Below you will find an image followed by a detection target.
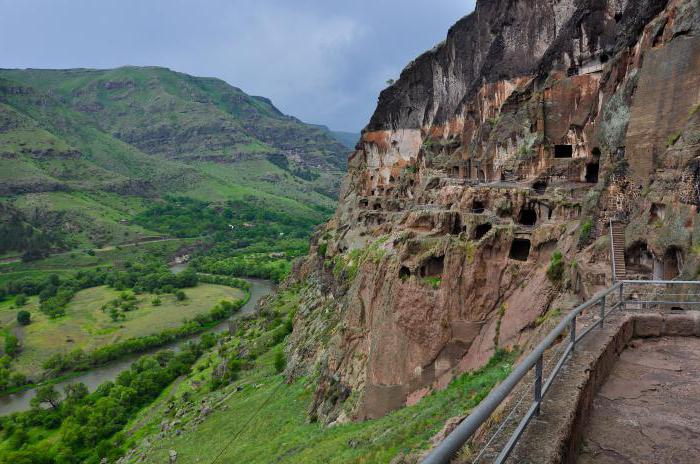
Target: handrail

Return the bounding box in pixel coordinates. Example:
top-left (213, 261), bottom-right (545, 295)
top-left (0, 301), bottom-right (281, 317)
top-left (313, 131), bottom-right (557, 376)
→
top-left (609, 218), bottom-right (617, 282)
top-left (420, 281), bottom-right (623, 464)
top-left (421, 278), bottom-right (700, 464)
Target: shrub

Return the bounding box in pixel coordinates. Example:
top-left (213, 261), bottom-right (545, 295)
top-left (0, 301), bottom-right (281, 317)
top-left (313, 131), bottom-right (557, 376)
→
top-left (318, 243), bottom-right (328, 258)
top-left (547, 251), bottom-right (566, 283)
top-left (273, 350), bottom-right (286, 373)
top-left (14, 294), bottom-right (27, 306)
top-left (175, 290), bottom-right (186, 301)
top-left (151, 296), bottom-right (162, 306)
top-left (577, 218), bottom-right (593, 248)
top-left (16, 310), bottom-right (31, 325)
top-left (4, 334), bottom-right (20, 357)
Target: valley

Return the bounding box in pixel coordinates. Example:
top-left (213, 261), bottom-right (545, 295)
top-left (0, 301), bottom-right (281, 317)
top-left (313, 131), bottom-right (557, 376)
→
top-left (1, 0), bottom-right (699, 462)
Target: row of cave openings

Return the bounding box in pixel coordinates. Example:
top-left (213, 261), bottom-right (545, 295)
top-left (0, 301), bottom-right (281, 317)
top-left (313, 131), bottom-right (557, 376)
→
top-left (399, 255), bottom-right (445, 280)
top-left (398, 237), bottom-right (532, 282)
top-left (470, 199), bottom-right (544, 226)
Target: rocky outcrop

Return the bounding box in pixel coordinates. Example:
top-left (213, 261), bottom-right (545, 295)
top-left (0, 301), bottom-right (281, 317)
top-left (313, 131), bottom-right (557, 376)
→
top-left (283, 0), bottom-right (700, 423)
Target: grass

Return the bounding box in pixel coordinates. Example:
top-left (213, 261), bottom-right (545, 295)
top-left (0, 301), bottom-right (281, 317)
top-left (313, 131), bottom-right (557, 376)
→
top-left (128, 349), bottom-right (516, 464)
top-left (0, 238), bottom-right (192, 277)
top-left (0, 283), bottom-right (244, 378)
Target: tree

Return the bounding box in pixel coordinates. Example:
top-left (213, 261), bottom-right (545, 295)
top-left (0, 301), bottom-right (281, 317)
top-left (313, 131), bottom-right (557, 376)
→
top-left (4, 334), bottom-right (19, 357)
top-left (64, 382), bottom-right (89, 403)
top-left (31, 384), bottom-right (61, 410)
top-left (175, 290), bottom-right (186, 301)
top-left (14, 294), bottom-right (27, 306)
top-left (16, 310), bottom-right (31, 325)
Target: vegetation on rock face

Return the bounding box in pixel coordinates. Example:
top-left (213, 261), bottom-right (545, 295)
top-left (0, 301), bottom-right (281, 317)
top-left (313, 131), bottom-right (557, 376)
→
top-left (546, 251), bottom-right (566, 284)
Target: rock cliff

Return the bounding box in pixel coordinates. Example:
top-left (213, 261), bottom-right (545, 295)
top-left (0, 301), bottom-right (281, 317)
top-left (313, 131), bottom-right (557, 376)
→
top-left (284, 0), bottom-right (700, 424)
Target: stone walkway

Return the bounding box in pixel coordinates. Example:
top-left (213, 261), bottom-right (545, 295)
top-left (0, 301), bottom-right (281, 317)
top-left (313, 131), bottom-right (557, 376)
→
top-left (577, 336), bottom-right (700, 463)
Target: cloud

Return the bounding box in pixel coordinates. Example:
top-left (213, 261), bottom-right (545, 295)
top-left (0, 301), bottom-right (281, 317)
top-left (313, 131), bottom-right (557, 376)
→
top-left (0, 0), bottom-right (474, 131)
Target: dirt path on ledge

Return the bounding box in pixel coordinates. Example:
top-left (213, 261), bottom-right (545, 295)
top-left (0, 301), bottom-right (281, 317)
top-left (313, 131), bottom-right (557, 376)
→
top-left (577, 336), bottom-right (700, 463)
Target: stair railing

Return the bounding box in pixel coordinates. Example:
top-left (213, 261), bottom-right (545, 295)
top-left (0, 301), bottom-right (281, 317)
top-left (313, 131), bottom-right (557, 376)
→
top-left (421, 279), bottom-right (700, 464)
top-left (609, 218), bottom-right (617, 282)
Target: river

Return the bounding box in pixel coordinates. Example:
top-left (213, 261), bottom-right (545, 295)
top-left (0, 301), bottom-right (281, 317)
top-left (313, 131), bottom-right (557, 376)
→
top-left (0, 277), bottom-right (274, 415)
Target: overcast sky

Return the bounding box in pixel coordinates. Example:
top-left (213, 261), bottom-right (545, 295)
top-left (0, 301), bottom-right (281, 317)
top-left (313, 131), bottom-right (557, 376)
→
top-left (0, 0), bottom-right (474, 132)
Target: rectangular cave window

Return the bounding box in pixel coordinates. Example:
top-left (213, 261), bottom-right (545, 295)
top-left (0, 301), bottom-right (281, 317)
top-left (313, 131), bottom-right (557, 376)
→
top-left (554, 144), bottom-right (573, 158)
top-left (509, 239), bottom-right (531, 261)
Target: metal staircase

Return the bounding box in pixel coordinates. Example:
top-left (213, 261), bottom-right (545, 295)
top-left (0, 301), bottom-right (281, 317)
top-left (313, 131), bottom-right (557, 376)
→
top-left (609, 219), bottom-right (626, 281)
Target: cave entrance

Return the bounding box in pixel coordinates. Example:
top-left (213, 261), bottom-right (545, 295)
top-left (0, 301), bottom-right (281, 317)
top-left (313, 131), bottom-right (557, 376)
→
top-left (451, 214), bottom-right (462, 235)
top-left (554, 144), bottom-right (573, 158)
top-left (626, 241), bottom-right (653, 274)
top-left (585, 162), bottom-right (599, 183)
top-left (478, 169), bottom-right (486, 182)
top-left (419, 256), bottom-right (444, 277)
top-left (471, 200), bottom-right (485, 214)
top-left (399, 266), bottom-right (411, 279)
top-left (663, 247), bottom-right (683, 280)
top-left (474, 223), bottom-right (492, 240)
top-left (533, 180), bottom-right (547, 194)
top-left (518, 208), bottom-right (537, 226)
top-left (509, 239), bottom-right (531, 261)
top-left (373, 202), bottom-right (382, 211)
top-left (649, 203), bottom-right (666, 223)
top-left (359, 198), bottom-right (368, 208)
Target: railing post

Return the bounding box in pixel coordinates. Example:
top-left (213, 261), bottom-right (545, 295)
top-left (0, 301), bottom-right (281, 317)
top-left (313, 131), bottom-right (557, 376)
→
top-left (534, 356), bottom-right (543, 416)
top-left (618, 282), bottom-right (624, 311)
top-left (569, 317), bottom-right (576, 352)
top-left (599, 295), bottom-right (605, 328)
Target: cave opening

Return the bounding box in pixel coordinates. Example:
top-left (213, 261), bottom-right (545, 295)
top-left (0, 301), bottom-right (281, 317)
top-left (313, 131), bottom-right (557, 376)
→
top-left (518, 208), bottom-right (537, 226)
top-left (474, 223), bottom-right (492, 240)
top-left (585, 162), bottom-right (599, 183)
top-left (663, 247), bottom-right (683, 280)
top-left (509, 239), bottom-right (531, 261)
top-left (478, 169), bottom-right (486, 182)
top-left (419, 256), bottom-right (444, 277)
top-left (650, 203), bottom-right (666, 223)
top-left (451, 214), bottom-right (462, 235)
top-left (472, 200), bottom-right (486, 214)
top-left (373, 202), bottom-right (382, 211)
top-left (359, 198), bottom-right (368, 208)
top-left (554, 144), bottom-right (573, 158)
top-left (533, 180), bottom-right (547, 194)
top-left (600, 53), bottom-right (609, 63)
top-left (399, 266), bottom-right (411, 279)
top-left (626, 241), bottom-right (653, 274)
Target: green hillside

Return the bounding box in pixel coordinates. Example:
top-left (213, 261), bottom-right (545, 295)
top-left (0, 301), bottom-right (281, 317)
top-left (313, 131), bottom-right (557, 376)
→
top-left (0, 67), bottom-right (346, 258)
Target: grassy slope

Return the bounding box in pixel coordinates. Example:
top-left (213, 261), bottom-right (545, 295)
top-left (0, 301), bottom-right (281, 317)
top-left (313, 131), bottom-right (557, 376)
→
top-left (0, 239), bottom-right (192, 287)
top-left (0, 67), bottom-right (344, 255)
top-left (0, 283), bottom-right (244, 378)
top-left (121, 287), bottom-right (516, 464)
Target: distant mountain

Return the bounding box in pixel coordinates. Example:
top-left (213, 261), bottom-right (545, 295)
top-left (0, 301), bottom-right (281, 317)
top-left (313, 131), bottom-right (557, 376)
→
top-left (329, 130), bottom-right (360, 149)
top-left (0, 66), bottom-right (346, 253)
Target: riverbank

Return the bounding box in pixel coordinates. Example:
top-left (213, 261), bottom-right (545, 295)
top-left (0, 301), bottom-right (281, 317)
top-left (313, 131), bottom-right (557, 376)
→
top-left (0, 278), bottom-right (274, 415)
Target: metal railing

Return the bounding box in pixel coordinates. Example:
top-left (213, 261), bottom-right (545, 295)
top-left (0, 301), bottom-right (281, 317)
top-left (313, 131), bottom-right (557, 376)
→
top-left (421, 279), bottom-right (700, 464)
top-left (609, 219), bottom-right (617, 281)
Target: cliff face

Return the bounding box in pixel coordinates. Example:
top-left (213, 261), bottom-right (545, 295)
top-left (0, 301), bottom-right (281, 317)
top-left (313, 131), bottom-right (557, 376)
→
top-left (284, 0), bottom-right (700, 423)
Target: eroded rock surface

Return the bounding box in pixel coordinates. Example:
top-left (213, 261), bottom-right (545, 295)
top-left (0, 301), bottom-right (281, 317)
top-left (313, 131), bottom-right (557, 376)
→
top-left (280, 0), bottom-right (700, 423)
